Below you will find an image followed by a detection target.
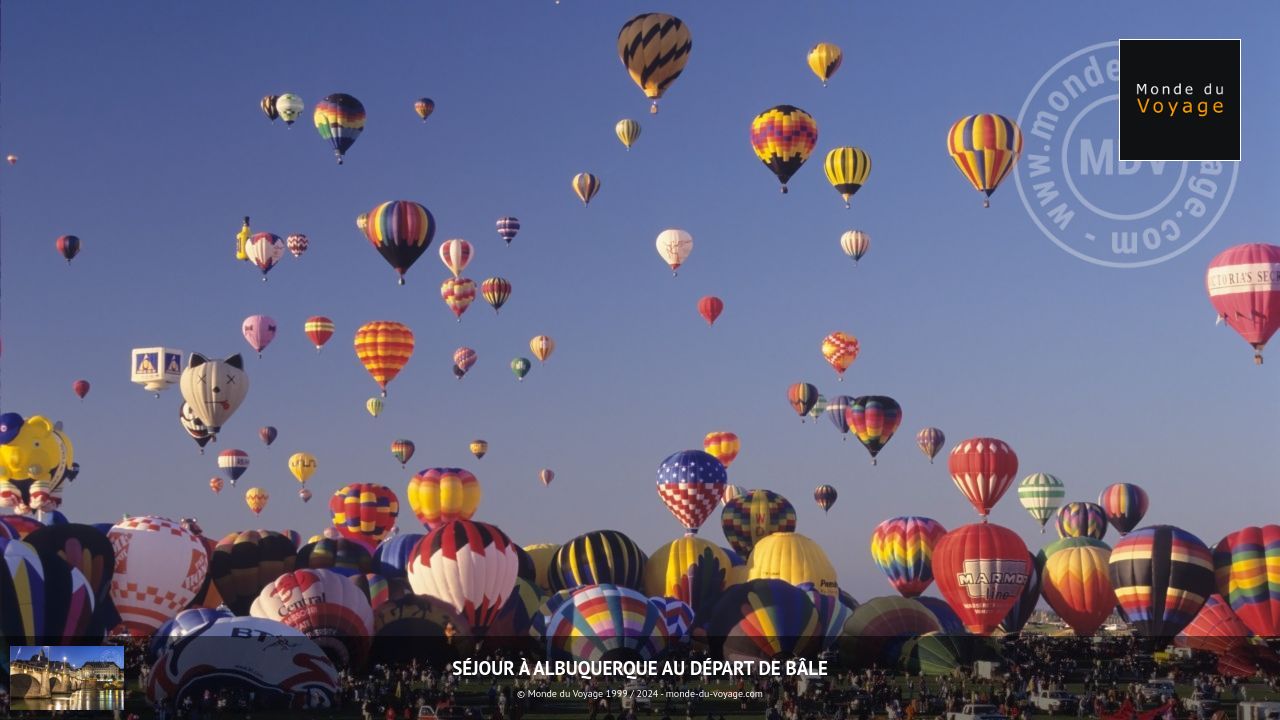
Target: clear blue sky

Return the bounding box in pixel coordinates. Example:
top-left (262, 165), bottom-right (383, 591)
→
top-left (2, 2), bottom-right (1277, 601)
top-left (10, 645), bottom-right (123, 668)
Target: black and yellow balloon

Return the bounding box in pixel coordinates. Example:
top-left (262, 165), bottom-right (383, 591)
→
top-left (807, 43), bottom-right (843, 87)
top-left (824, 147), bottom-right (871, 208)
top-left (548, 529), bottom-right (647, 592)
top-left (617, 13), bottom-right (691, 114)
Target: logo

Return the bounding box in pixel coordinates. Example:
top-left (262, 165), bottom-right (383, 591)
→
top-left (956, 558), bottom-right (1028, 600)
top-left (1118, 40), bottom-right (1240, 162)
top-left (1015, 42), bottom-right (1238, 268)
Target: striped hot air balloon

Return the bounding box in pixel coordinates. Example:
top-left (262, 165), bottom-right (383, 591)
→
top-left (549, 529), bottom-right (647, 592)
top-left (363, 200), bottom-right (435, 285)
top-left (1098, 483), bottom-right (1149, 535)
top-left (702, 431), bottom-right (739, 468)
top-left (813, 484), bottom-right (838, 513)
top-left (329, 483), bottom-right (399, 552)
top-left (571, 173), bottom-right (601, 206)
top-left (1017, 473), bottom-right (1065, 532)
top-left (948, 437), bottom-right (1019, 518)
top-left (304, 316), bottom-right (334, 351)
top-left (656, 450), bottom-right (727, 536)
top-left (481, 277), bottom-right (512, 313)
top-left (495, 217), bottom-right (520, 245)
top-left (313, 93), bottom-right (365, 164)
top-left (947, 113), bottom-right (1023, 207)
top-left (1056, 502), bottom-right (1108, 541)
top-left (1213, 525), bottom-right (1280, 638)
top-left (823, 147), bottom-right (871, 208)
top-left (354, 321), bottom-right (414, 396)
top-left (787, 382), bottom-right (819, 421)
top-left (390, 439), bottom-right (415, 468)
top-left (869, 516), bottom-right (947, 597)
top-left (1109, 525), bottom-right (1215, 638)
top-left (617, 13), bottom-right (692, 114)
top-left (846, 395), bottom-right (902, 465)
top-left (916, 427), bottom-right (945, 463)
top-left (406, 468), bottom-right (481, 531)
top-left (440, 278), bottom-right (476, 320)
top-left (1039, 537), bottom-right (1116, 636)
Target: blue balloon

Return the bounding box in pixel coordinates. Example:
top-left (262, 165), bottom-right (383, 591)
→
top-left (373, 533), bottom-right (423, 578)
top-left (656, 450), bottom-right (727, 488)
top-left (0, 413), bottom-right (24, 444)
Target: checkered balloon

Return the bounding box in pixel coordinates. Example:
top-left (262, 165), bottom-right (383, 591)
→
top-left (656, 450), bottom-right (727, 535)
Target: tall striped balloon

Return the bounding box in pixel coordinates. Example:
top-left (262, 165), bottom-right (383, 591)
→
top-left (948, 437), bottom-right (1018, 517)
top-left (549, 530), bottom-right (647, 592)
top-left (916, 427), bottom-right (945, 463)
top-left (363, 201), bottom-right (435, 285)
top-left (481, 277), bottom-right (512, 313)
top-left (353, 321), bottom-right (414, 396)
top-left (313, 93), bottom-right (365, 164)
top-left (823, 146), bottom-right (871, 208)
top-left (1056, 502), bottom-right (1108, 541)
top-left (1097, 483), bottom-right (1149, 536)
top-left (1213, 525), bottom-right (1280, 638)
top-left (1109, 525), bottom-right (1215, 637)
top-left (826, 395), bottom-right (853, 437)
top-left (1017, 473), bottom-right (1065, 532)
top-left (495, 217), bottom-right (520, 245)
top-left (946, 113), bottom-right (1023, 207)
top-left (869, 516), bottom-right (947, 598)
top-left (846, 395), bottom-right (902, 465)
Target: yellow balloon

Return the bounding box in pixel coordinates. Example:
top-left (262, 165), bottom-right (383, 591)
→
top-left (617, 13), bottom-right (692, 113)
top-left (469, 440), bottom-right (488, 459)
top-left (807, 42), bottom-right (843, 86)
top-left (615, 119), bottom-right (641, 150)
top-left (522, 542), bottom-right (561, 592)
top-left (235, 216), bottom-right (251, 262)
top-left (288, 452), bottom-right (317, 484)
top-left (644, 536), bottom-right (730, 600)
top-left (530, 335), bottom-right (555, 363)
top-left (746, 532), bottom-right (839, 596)
top-left (366, 397), bottom-right (384, 417)
top-left (245, 487), bottom-right (269, 515)
top-left (406, 468), bottom-right (482, 530)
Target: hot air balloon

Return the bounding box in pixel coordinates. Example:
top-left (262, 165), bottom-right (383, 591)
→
top-left (245, 487), bottom-right (269, 515)
top-left (720, 489), bottom-right (797, 558)
top-left (840, 230), bottom-right (870, 264)
top-left (1179, 594), bottom-right (1255, 655)
top-left (750, 105), bottom-right (818, 193)
top-left (363, 200), bottom-right (435, 285)
top-left (511, 357), bottom-right (531, 381)
top-left (258, 426), bottom-right (276, 447)
top-left (656, 450), bottom-right (727, 536)
top-left (366, 397), bottom-right (384, 418)
top-left (571, 173), bottom-right (600, 206)
top-left (298, 487), bottom-right (312, 503)
top-left (820, 332), bottom-right (859, 380)
top-left (287, 452), bottom-right (316, 484)
top-left (313, 93), bottom-right (365, 164)
top-left (697, 296), bottom-right (723, 326)
top-left (947, 114), bottom-right (1023, 207)
top-left (948, 437), bottom-right (1019, 518)
top-left (1016, 473), bottom-right (1065, 532)
top-left (847, 395), bottom-right (902, 465)
top-left (241, 315), bottom-right (277, 358)
top-left (406, 520), bottom-right (519, 631)
top-left (218, 449), bottom-right (250, 483)
top-left (808, 394), bottom-right (827, 421)
top-left (406, 468), bottom-right (481, 531)
top-left (824, 147), bottom-right (871, 208)
top-left (72, 380), bottom-right (90, 400)
top-left (209, 477), bottom-right (223, 494)
top-left (390, 439), bottom-right (415, 468)
top-left (1, 538), bottom-right (98, 642)
top-left (1056, 502), bottom-right (1108, 540)
top-left (824, 395), bottom-right (852, 437)
top-left (839, 597), bottom-right (942, 668)
top-left (998, 551), bottom-right (1044, 634)
top-left (643, 536), bottom-right (730, 618)
top-left (261, 94), bottom-right (279, 121)
top-left (916, 427), bottom-right (945, 463)
top-left (438, 238), bottom-right (473, 278)
top-left (702, 431), bottom-right (739, 468)
top-left (297, 537), bottom-right (372, 578)
top-left (276, 93), bottom-right (303, 125)
top-left (469, 440), bottom-right (488, 459)
top-left (746, 532), bottom-right (837, 596)
top-left (807, 42), bottom-right (842, 86)
top-left (285, 233), bottom-right (308, 258)
top-left (244, 232), bottom-right (285, 280)
top-left (869, 516), bottom-right (947, 598)
top-left (1097, 483), bottom-right (1149, 536)
top-left (208, 529), bottom-right (298, 615)
top-left (538, 468), bottom-right (554, 487)
top-left (616, 118), bottom-right (641, 149)
top-left (6, 154), bottom-right (17, 165)
top-left (354, 321), bottom-right (414, 396)
top-left (549, 530), bottom-right (647, 592)
top-left (440, 277), bottom-right (475, 320)
top-left (300, 316), bottom-right (334, 352)
top-left (108, 516), bottom-right (208, 635)
top-left (529, 335), bottom-right (555, 364)
top-left (703, 579), bottom-right (821, 662)
top-left (329, 483), bottom-right (400, 551)
top-left (56, 235), bottom-right (81, 264)
top-left (249, 568), bottom-right (373, 666)
top-left (541, 584), bottom-right (670, 662)
top-left (148, 607), bottom-right (236, 664)
top-left (932, 522), bottom-right (1030, 635)
top-left (787, 382), bottom-right (819, 421)
top-left (496, 216), bottom-right (520, 245)
top-left (1110, 525), bottom-right (1215, 638)
top-left (813, 485), bottom-right (838, 513)
top-left (179, 353), bottom-right (249, 437)
top-left (24, 522), bottom-right (121, 636)
top-left (1039, 537), bottom-right (1116, 636)
top-left (481, 277), bottom-right (512, 313)
top-left (179, 402), bottom-right (212, 454)
top-left (617, 13), bottom-right (691, 114)
top-left (656, 228), bottom-right (693, 275)
top-left (1205, 244), bottom-right (1280, 363)
top-left (414, 97), bottom-right (435, 121)
top-left (1213, 525), bottom-right (1280, 638)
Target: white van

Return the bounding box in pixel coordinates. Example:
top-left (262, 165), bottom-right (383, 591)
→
top-left (1237, 702), bottom-right (1280, 720)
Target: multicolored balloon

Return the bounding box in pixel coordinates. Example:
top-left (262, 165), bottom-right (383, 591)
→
top-left (720, 489), bottom-right (796, 558)
top-left (616, 118), bottom-right (641, 149)
top-left (285, 233), bottom-right (308, 258)
top-left (530, 335), bottom-right (555, 363)
top-left (218, 449), bottom-right (250, 483)
top-left (1017, 473), bottom-right (1065, 532)
top-left (261, 95), bottom-right (278, 121)
top-left (1056, 502), bottom-right (1108, 540)
top-left (259, 426), bottom-right (277, 446)
top-left (916, 427), bottom-right (945, 463)
top-left (656, 450), bottom-right (727, 535)
top-left (469, 440), bottom-right (488, 459)
top-left (702, 431), bottom-right (739, 468)
top-left (813, 484), bottom-right (837, 513)
top-left (1205, 243), bottom-right (1280, 363)
top-left (572, 173), bottom-right (600, 206)
top-left (1109, 525), bottom-right (1215, 637)
top-left (249, 568), bottom-right (373, 666)
top-left (704, 579), bottom-right (821, 662)
top-left (847, 395), bottom-right (902, 465)
top-left (932, 522), bottom-right (1030, 635)
top-left (824, 147), bottom-right (871, 208)
top-left (438, 238), bottom-right (473, 278)
top-left (750, 105), bottom-right (818, 193)
top-left (820, 332), bottom-right (859, 380)
top-left (245, 487), bottom-right (269, 515)
top-left (496, 217), bottom-right (520, 245)
top-left (453, 347), bottom-right (477, 378)
top-left (1039, 537), bottom-right (1116, 636)
top-left (948, 437), bottom-right (1018, 517)
top-left (643, 536), bottom-right (730, 618)
top-left (1213, 525), bottom-right (1280, 638)
top-left (313, 93), bottom-right (365, 164)
top-left (617, 13), bottom-right (691, 114)
top-left (363, 200), bottom-right (435, 285)
top-left (787, 382), bottom-right (819, 420)
top-left (1097, 483), bottom-right (1149, 536)
top-left (407, 468), bottom-right (481, 531)
top-left (390, 439), bottom-right (415, 468)
top-left (807, 42), bottom-right (842, 86)
top-left (947, 113), bottom-right (1023, 207)
top-left (329, 483), bottom-right (400, 551)
top-left (548, 530), bottom-right (647, 592)
top-left (209, 476), bottom-right (223, 494)
top-left (440, 277), bottom-right (476, 320)
top-left (354, 321), bottom-right (414, 396)
top-left (414, 97), bottom-right (435, 122)
top-left (365, 397), bottom-right (384, 418)
top-left (542, 583), bottom-right (669, 662)
top-left (276, 94), bottom-right (303, 125)
top-left (304, 316), bottom-right (334, 352)
top-left (108, 516), bottom-right (208, 635)
top-left (481, 277), bottom-right (512, 313)
top-left (869, 516), bottom-right (946, 598)
top-left (244, 233), bottom-right (285, 280)
top-left (56, 235), bottom-right (81, 264)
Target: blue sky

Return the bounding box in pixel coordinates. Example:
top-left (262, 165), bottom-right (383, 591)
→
top-left (10, 645), bottom-right (122, 668)
top-left (1, 2), bottom-right (1277, 601)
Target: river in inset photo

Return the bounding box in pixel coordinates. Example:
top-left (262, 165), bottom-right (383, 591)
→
top-left (12, 689), bottom-right (126, 712)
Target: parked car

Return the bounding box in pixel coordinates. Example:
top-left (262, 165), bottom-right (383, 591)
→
top-left (1031, 691), bottom-right (1078, 714)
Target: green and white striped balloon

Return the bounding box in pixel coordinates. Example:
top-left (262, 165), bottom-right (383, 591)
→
top-left (1017, 473), bottom-right (1065, 532)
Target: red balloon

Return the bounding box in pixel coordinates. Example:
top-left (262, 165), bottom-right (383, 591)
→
top-left (932, 522), bottom-right (1031, 635)
top-left (697, 296), bottom-right (724, 326)
top-left (947, 437), bottom-right (1018, 517)
top-left (1206, 243), bottom-right (1280, 364)
top-left (72, 380), bottom-right (90, 399)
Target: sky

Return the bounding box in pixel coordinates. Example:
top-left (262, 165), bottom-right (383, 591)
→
top-left (10, 645), bottom-right (123, 668)
top-left (1, 2), bottom-right (1277, 601)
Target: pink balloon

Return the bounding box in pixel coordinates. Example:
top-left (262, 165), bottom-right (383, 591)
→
top-left (242, 315), bottom-right (278, 356)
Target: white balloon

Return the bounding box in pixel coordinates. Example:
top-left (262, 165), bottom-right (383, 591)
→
top-left (656, 228), bottom-right (693, 274)
top-left (179, 353), bottom-right (250, 436)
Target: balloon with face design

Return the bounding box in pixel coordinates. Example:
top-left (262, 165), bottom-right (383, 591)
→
top-left (179, 353), bottom-right (250, 437)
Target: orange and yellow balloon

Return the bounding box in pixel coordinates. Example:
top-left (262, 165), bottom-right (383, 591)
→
top-left (821, 332), bottom-right (860, 380)
top-left (354, 321), bottom-right (414, 397)
top-left (702, 431), bottom-right (740, 468)
top-left (530, 335), bottom-right (555, 363)
top-left (406, 468), bottom-right (481, 531)
top-left (947, 114), bottom-right (1023, 207)
top-left (245, 487), bottom-right (269, 515)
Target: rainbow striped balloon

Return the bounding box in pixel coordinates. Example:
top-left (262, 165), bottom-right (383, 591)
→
top-left (869, 516), bottom-right (947, 598)
top-left (1098, 483), bottom-right (1149, 536)
top-left (1213, 525), bottom-right (1280, 638)
top-left (1109, 525), bottom-right (1215, 637)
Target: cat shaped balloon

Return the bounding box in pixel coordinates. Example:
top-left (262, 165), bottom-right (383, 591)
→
top-left (179, 353), bottom-right (249, 437)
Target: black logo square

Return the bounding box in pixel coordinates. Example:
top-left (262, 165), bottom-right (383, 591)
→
top-left (1119, 39), bottom-right (1240, 161)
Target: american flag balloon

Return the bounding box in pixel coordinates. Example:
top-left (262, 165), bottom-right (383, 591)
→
top-left (655, 450), bottom-right (727, 535)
